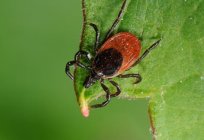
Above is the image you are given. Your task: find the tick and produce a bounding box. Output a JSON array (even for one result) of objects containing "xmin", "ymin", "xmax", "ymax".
[{"xmin": 65, "ymin": 0, "xmax": 160, "ymax": 110}]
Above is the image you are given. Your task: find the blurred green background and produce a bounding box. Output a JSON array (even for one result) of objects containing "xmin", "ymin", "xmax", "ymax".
[{"xmin": 0, "ymin": 0, "xmax": 151, "ymax": 140}]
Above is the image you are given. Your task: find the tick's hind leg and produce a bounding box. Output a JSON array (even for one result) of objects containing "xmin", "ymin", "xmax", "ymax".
[
  {"xmin": 65, "ymin": 51, "xmax": 91, "ymax": 80},
  {"xmin": 118, "ymin": 74, "xmax": 142, "ymax": 84},
  {"xmin": 104, "ymin": 0, "xmax": 127, "ymax": 41},
  {"xmin": 89, "ymin": 23, "xmax": 100, "ymax": 52},
  {"xmin": 132, "ymin": 39, "xmax": 161, "ymax": 67}
]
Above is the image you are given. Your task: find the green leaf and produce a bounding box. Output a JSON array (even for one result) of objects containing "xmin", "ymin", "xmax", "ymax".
[{"xmin": 74, "ymin": 0, "xmax": 204, "ymax": 139}]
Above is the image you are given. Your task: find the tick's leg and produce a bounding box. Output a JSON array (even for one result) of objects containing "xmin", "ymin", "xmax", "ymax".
[
  {"xmin": 91, "ymin": 80, "xmax": 121, "ymax": 108},
  {"xmin": 89, "ymin": 23, "xmax": 100, "ymax": 52},
  {"xmin": 65, "ymin": 51, "xmax": 91, "ymax": 80},
  {"xmin": 104, "ymin": 0, "xmax": 127, "ymax": 40},
  {"xmin": 109, "ymin": 80, "xmax": 121, "ymax": 97},
  {"xmin": 118, "ymin": 74, "xmax": 142, "ymax": 84},
  {"xmin": 74, "ymin": 50, "xmax": 91, "ymax": 69},
  {"xmin": 132, "ymin": 39, "xmax": 161, "ymax": 67},
  {"xmin": 91, "ymin": 81, "xmax": 111, "ymax": 108},
  {"xmin": 65, "ymin": 60, "xmax": 76, "ymax": 80}
]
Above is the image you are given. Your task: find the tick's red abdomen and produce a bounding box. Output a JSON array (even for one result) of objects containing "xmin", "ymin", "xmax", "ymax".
[{"xmin": 98, "ymin": 32, "xmax": 141, "ymax": 76}]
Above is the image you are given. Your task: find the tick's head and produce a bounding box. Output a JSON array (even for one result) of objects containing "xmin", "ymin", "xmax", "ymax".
[{"xmin": 83, "ymin": 71, "xmax": 100, "ymax": 88}]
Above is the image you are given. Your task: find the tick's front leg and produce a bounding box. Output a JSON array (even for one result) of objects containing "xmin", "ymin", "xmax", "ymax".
[
  {"xmin": 65, "ymin": 50, "xmax": 91, "ymax": 80},
  {"xmin": 74, "ymin": 50, "xmax": 92, "ymax": 69},
  {"xmin": 91, "ymin": 81, "xmax": 111, "ymax": 108},
  {"xmin": 117, "ymin": 73, "xmax": 142, "ymax": 84},
  {"xmin": 108, "ymin": 80, "xmax": 121, "ymax": 97},
  {"xmin": 65, "ymin": 60, "xmax": 76, "ymax": 80},
  {"xmin": 90, "ymin": 79, "xmax": 121, "ymax": 108}
]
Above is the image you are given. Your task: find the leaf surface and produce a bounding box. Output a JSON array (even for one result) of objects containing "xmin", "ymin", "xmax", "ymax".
[{"xmin": 74, "ymin": 0, "xmax": 204, "ymax": 139}]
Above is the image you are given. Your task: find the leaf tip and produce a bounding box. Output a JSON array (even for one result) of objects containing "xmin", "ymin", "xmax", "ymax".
[
  {"xmin": 80, "ymin": 104, "xmax": 90, "ymax": 118},
  {"xmin": 78, "ymin": 88, "xmax": 90, "ymax": 117}
]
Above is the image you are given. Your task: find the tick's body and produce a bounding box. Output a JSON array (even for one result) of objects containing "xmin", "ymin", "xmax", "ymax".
[
  {"xmin": 65, "ymin": 0, "xmax": 161, "ymax": 117},
  {"xmin": 95, "ymin": 32, "xmax": 141, "ymax": 78}
]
